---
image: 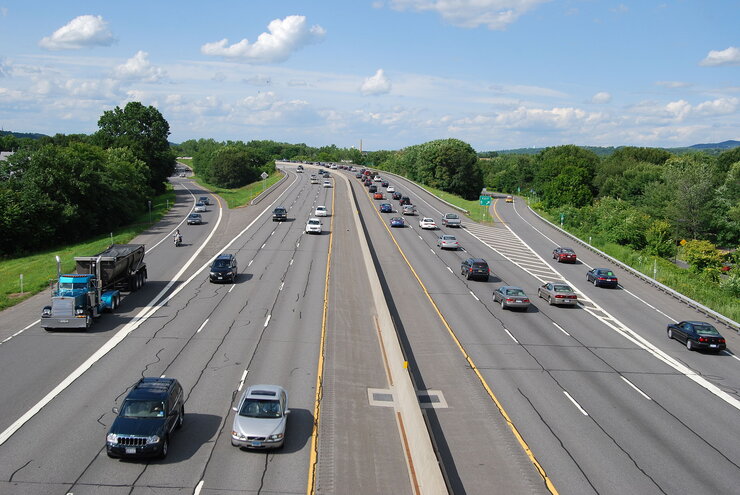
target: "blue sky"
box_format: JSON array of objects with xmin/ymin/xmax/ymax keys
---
[{"xmin": 1, "ymin": 1, "xmax": 738, "ymax": 151}]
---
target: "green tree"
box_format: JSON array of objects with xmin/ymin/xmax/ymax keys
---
[
  {"xmin": 663, "ymin": 154, "xmax": 720, "ymax": 240},
  {"xmin": 208, "ymin": 146, "xmax": 268, "ymax": 188},
  {"xmin": 94, "ymin": 102, "xmax": 175, "ymax": 193},
  {"xmin": 682, "ymin": 239, "xmax": 723, "ymax": 272}
]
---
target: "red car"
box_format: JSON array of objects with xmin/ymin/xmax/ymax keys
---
[
  {"xmin": 373, "ymin": 192, "xmax": 384, "ymax": 200},
  {"xmin": 553, "ymin": 247, "xmax": 577, "ymax": 263}
]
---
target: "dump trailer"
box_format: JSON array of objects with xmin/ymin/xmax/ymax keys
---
[{"xmin": 41, "ymin": 244, "xmax": 147, "ymax": 331}]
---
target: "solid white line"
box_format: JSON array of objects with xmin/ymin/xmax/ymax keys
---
[
  {"xmin": 563, "ymin": 391, "xmax": 589, "ymax": 415},
  {"xmin": 621, "ymin": 288, "xmax": 673, "ymax": 319},
  {"xmin": 620, "ymin": 376, "xmax": 652, "ymax": 400},
  {"xmin": 418, "ymin": 235, "xmax": 423, "ymax": 240},
  {"xmin": 271, "ymin": 230, "xmax": 275, "ymax": 236},
  {"xmin": 469, "ymin": 291, "xmax": 479, "ymax": 301},
  {"xmin": 431, "ymin": 248, "xmax": 435, "ymax": 253},
  {"xmin": 447, "ymin": 266, "xmax": 453, "ymax": 274},
  {"xmin": 552, "ymin": 322, "xmax": 570, "ymax": 336},
  {"xmin": 194, "ymin": 479, "xmax": 205, "ymax": 495},
  {"xmin": 264, "ymin": 315, "xmax": 271, "ymax": 327},
  {"xmin": 196, "ymin": 319, "xmax": 209, "ymax": 333},
  {"xmin": 503, "ymin": 328, "xmax": 519, "ymax": 343}
]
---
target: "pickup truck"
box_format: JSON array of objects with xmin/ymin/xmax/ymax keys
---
[{"xmin": 442, "ymin": 213, "xmax": 462, "ymax": 227}]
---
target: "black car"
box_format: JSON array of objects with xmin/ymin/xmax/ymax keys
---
[
  {"xmin": 399, "ymin": 196, "xmax": 411, "ymax": 206},
  {"xmin": 356, "ymin": 173, "xmax": 363, "ymax": 179},
  {"xmin": 209, "ymin": 253, "xmax": 238, "ymax": 283},
  {"xmin": 586, "ymin": 268, "xmax": 618, "ymax": 288},
  {"xmin": 381, "ymin": 181, "xmax": 389, "ymax": 187},
  {"xmin": 368, "ymin": 185, "xmax": 378, "ymax": 193},
  {"xmin": 461, "ymin": 258, "xmax": 490, "ymax": 281},
  {"xmin": 667, "ymin": 321, "xmax": 726, "ymax": 352},
  {"xmin": 187, "ymin": 213, "xmax": 202, "ymax": 225},
  {"xmin": 106, "ymin": 377, "xmax": 184, "ymax": 459},
  {"xmin": 392, "ymin": 191, "xmax": 402, "ymax": 200},
  {"xmin": 272, "ymin": 207, "xmax": 288, "ymax": 222}
]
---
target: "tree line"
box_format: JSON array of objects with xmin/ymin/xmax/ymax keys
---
[{"xmin": 0, "ymin": 102, "xmax": 175, "ymax": 256}]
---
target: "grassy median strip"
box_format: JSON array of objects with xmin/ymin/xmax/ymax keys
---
[
  {"xmin": 0, "ymin": 187, "xmax": 175, "ymax": 312},
  {"xmin": 414, "ymin": 183, "xmax": 494, "ymax": 225}
]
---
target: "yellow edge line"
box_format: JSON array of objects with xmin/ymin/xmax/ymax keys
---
[
  {"xmin": 306, "ymin": 180, "xmax": 335, "ymax": 494},
  {"xmin": 369, "ymin": 190, "xmax": 559, "ymax": 495}
]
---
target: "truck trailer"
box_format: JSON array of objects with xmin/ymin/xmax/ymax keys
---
[{"xmin": 41, "ymin": 244, "xmax": 147, "ymax": 331}]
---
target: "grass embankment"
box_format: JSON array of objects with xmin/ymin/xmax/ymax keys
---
[
  {"xmin": 0, "ymin": 187, "xmax": 176, "ymax": 311},
  {"xmin": 535, "ymin": 207, "xmax": 739, "ymax": 323},
  {"xmin": 415, "ymin": 184, "xmax": 495, "ymax": 225}
]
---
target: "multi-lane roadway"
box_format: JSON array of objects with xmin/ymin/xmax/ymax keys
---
[{"xmin": 0, "ymin": 163, "xmax": 737, "ymax": 495}]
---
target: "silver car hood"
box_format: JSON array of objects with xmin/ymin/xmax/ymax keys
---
[{"xmin": 233, "ymin": 414, "xmax": 285, "ymax": 438}]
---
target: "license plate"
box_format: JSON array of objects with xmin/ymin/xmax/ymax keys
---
[
  {"xmin": 60, "ymin": 320, "xmax": 69, "ymax": 323},
  {"xmin": 218, "ymin": 276, "xmax": 223, "ymax": 279},
  {"xmin": 251, "ymin": 441, "xmax": 262, "ymax": 447},
  {"xmin": 710, "ymin": 344, "xmax": 718, "ymax": 348},
  {"xmin": 125, "ymin": 447, "xmax": 137, "ymax": 454}
]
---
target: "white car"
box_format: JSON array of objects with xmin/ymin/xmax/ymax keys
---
[
  {"xmin": 373, "ymin": 175, "xmax": 382, "ymax": 182},
  {"xmin": 315, "ymin": 206, "xmax": 328, "ymax": 217},
  {"xmin": 330, "ymin": 164, "xmax": 338, "ymax": 169},
  {"xmin": 194, "ymin": 202, "xmax": 206, "ymax": 213},
  {"xmin": 419, "ymin": 217, "xmax": 437, "ymax": 229},
  {"xmin": 323, "ymin": 180, "xmax": 332, "ymax": 188},
  {"xmin": 310, "ymin": 175, "xmax": 319, "ymax": 184},
  {"xmin": 305, "ymin": 217, "xmax": 322, "ymax": 234},
  {"xmin": 387, "ymin": 186, "xmax": 395, "ymax": 193}
]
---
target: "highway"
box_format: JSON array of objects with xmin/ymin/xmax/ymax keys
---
[{"xmin": 0, "ymin": 163, "xmax": 737, "ymax": 494}]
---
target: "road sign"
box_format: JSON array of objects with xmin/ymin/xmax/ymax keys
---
[
  {"xmin": 479, "ymin": 195, "xmax": 491, "ymax": 206},
  {"xmin": 260, "ymin": 172, "xmax": 269, "ymax": 180}
]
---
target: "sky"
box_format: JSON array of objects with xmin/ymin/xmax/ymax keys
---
[{"xmin": 0, "ymin": 1, "xmax": 738, "ymax": 151}]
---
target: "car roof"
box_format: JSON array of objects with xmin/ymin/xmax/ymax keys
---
[
  {"xmin": 467, "ymin": 258, "xmax": 487, "ymax": 263},
  {"xmin": 245, "ymin": 384, "xmax": 285, "ymax": 398},
  {"xmin": 215, "ymin": 253, "xmax": 234, "ymax": 261},
  {"xmin": 127, "ymin": 377, "xmax": 176, "ymax": 400}
]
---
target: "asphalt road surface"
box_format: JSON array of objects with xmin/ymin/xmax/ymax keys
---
[{"xmin": 0, "ymin": 164, "xmax": 737, "ymax": 495}]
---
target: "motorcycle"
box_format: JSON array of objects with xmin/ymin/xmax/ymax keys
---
[{"xmin": 174, "ymin": 234, "xmax": 182, "ymax": 247}]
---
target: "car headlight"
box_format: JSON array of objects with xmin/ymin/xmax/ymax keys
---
[
  {"xmin": 269, "ymin": 433, "xmax": 284, "ymax": 441},
  {"xmin": 106, "ymin": 433, "xmax": 118, "ymax": 443},
  {"xmin": 231, "ymin": 430, "xmax": 246, "ymax": 440},
  {"xmin": 42, "ymin": 307, "xmax": 52, "ymax": 317},
  {"xmin": 146, "ymin": 435, "xmax": 160, "ymax": 445},
  {"xmin": 75, "ymin": 308, "xmax": 85, "ymax": 315},
  {"xmin": 210, "ymin": 272, "xmax": 218, "ymax": 276}
]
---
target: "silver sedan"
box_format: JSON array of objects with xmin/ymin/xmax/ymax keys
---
[
  {"xmin": 537, "ymin": 282, "xmax": 578, "ymax": 306},
  {"xmin": 231, "ymin": 384, "xmax": 289, "ymax": 449},
  {"xmin": 437, "ymin": 235, "xmax": 460, "ymax": 250},
  {"xmin": 493, "ymin": 286, "xmax": 531, "ymax": 311}
]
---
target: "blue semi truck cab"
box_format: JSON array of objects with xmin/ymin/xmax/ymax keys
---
[{"xmin": 41, "ymin": 244, "xmax": 146, "ymax": 331}]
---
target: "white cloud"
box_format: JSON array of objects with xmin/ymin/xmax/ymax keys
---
[
  {"xmin": 361, "ymin": 69, "xmax": 392, "ymax": 95},
  {"xmin": 656, "ymin": 81, "xmax": 692, "ymax": 89},
  {"xmin": 700, "ymin": 46, "xmax": 740, "ymax": 67},
  {"xmin": 201, "ymin": 15, "xmax": 325, "ymax": 63},
  {"xmin": 242, "ymin": 74, "xmax": 272, "ymax": 86},
  {"xmin": 112, "ymin": 51, "xmax": 166, "ymax": 82},
  {"xmin": 387, "ymin": 0, "xmax": 550, "ymax": 30},
  {"xmin": 39, "ymin": 15, "xmax": 115, "ymax": 50},
  {"xmin": 591, "ymin": 91, "xmax": 611, "ymax": 104}
]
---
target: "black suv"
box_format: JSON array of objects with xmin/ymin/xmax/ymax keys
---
[
  {"xmin": 272, "ymin": 207, "xmax": 288, "ymax": 222},
  {"xmin": 106, "ymin": 377, "xmax": 184, "ymax": 459},
  {"xmin": 461, "ymin": 258, "xmax": 490, "ymax": 281},
  {"xmin": 210, "ymin": 253, "xmax": 238, "ymax": 283}
]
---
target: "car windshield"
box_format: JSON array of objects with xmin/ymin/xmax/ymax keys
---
[
  {"xmin": 561, "ymin": 248, "xmax": 575, "ymax": 253},
  {"xmin": 598, "ymin": 270, "xmax": 615, "ymax": 276},
  {"xmin": 275, "ymin": 209, "xmax": 285, "ymax": 213},
  {"xmin": 442, "ymin": 236, "xmax": 456, "ymax": 241},
  {"xmin": 239, "ymin": 399, "xmax": 282, "ymax": 418},
  {"xmin": 505, "ymin": 288, "xmax": 526, "ymax": 296},
  {"xmin": 189, "ymin": 214, "xmax": 199, "ymax": 218},
  {"xmin": 554, "ymin": 285, "xmax": 573, "ymax": 292},
  {"xmin": 423, "ymin": 218, "xmax": 433, "ymax": 222},
  {"xmin": 121, "ymin": 399, "xmax": 166, "ymax": 418},
  {"xmin": 309, "ymin": 220, "xmax": 320, "ymax": 225},
  {"xmin": 213, "ymin": 260, "xmax": 230, "ymax": 268},
  {"xmin": 694, "ymin": 324, "xmax": 720, "ymax": 335},
  {"xmin": 446, "ymin": 214, "xmax": 459, "ymax": 219}
]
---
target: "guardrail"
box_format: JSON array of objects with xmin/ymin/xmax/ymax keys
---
[
  {"xmin": 526, "ymin": 203, "xmax": 740, "ymax": 333},
  {"xmin": 249, "ymin": 167, "xmax": 289, "ymax": 206}
]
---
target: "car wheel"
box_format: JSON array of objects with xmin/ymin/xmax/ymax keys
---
[
  {"xmin": 501, "ymin": 299, "xmax": 506, "ymax": 310},
  {"xmin": 86, "ymin": 312, "xmax": 93, "ymax": 329},
  {"xmin": 686, "ymin": 339, "xmax": 693, "ymax": 351},
  {"xmin": 159, "ymin": 436, "xmax": 169, "ymax": 459},
  {"xmin": 593, "ymin": 278, "xmax": 598, "ymax": 286},
  {"xmin": 176, "ymin": 406, "xmax": 184, "ymax": 429},
  {"xmin": 667, "ymin": 328, "xmax": 673, "ymax": 340},
  {"xmin": 548, "ymin": 295, "xmax": 554, "ymax": 306}
]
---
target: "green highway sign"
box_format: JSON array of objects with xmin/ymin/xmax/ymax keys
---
[{"xmin": 479, "ymin": 195, "xmax": 491, "ymax": 206}]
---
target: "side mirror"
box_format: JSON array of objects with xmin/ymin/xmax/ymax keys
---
[
  {"xmin": 112, "ymin": 407, "xmax": 119, "ymax": 414},
  {"xmin": 232, "ymin": 406, "xmax": 238, "ymax": 412},
  {"xmin": 284, "ymin": 409, "xmax": 291, "ymax": 415}
]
